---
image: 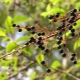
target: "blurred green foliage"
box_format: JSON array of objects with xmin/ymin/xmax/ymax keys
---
[{"xmin": 0, "ymin": 0, "xmax": 80, "ymax": 80}]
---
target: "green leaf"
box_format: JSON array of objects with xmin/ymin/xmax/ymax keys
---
[
  {"xmin": 0, "ymin": 28, "xmax": 6, "ymax": 37},
  {"xmin": 6, "ymin": 41, "xmax": 19, "ymax": 52},
  {"xmin": 13, "ymin": 15, "xmax": 31, "ymax": 23},
  {"xmin": 5, "ymin": 16, "xmax": 14, "ymax": 34},
  {"xmin": 74, "ymin": 39, "xmax": 80, "ymax": 51},
  {"xmin": 36, "ymin": 53, "xmax": 44, "ymax": 65},
  {"xmin": 16, "ymin": 36, "xmax": 30, "ymax": 42},
  {"xmin": 51, "ymin": 60, "xmax": 61, "ymax": 69},
  {"xmin": 30, "ymin": 72, "xmax": 36, "ymax": 80}
]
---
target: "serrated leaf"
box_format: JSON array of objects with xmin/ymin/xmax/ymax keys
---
[
  {"xmin": 6, "ymin": 41, "xmax": 19, "ymax": 52},
  {"xmin": 5, "ymin": 16, "xmax": 14, "ymax": 34},
  {"xmin": 51, "ymin": 60, "xmax": 61, "ymax": 69},
  {"xmin": 36, "ymin": 53, "xmax": 44, "ymax": 65},
  {"xmin": 0, "ymin": 28, "xmax": 6, "ymax": 37}
]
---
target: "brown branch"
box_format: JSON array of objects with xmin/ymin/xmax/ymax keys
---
[{"xmin": 6, "ymin": 61, "xmax": 35, "ymax": 80}]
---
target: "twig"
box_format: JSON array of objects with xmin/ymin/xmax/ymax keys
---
[{"xmin": 6, "ymin": 61, "xmax": 35, "ymax": 80}]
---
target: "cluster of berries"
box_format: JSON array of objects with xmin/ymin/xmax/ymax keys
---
[{"xmin": 12, "ymin": 8, "xmax": 80, "ymax": 73}]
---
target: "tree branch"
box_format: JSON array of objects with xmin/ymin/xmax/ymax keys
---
[{"xmin": 6, "ymin": 61, "xmax": 35, "ymax": 80}]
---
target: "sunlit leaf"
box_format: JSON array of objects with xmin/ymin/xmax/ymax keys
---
[
  {"xmin": 6, "ymin": 41, "xmax": 19, "ymax": 52},
  {"xmin": 36, "ymin": 53, "xmax": 44, "ymax": 65},
  {"xmin": 51, "ymin": 60, "xmax": 61, "ymax": 69},
  {"xmin": 0, "ymin": 28, "xmax": 6, "ymax": 37},
  {"xmin": 5, "ymin": 16, "xmax": 14, "ymax": 34}
]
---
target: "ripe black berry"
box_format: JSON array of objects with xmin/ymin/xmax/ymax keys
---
[
  {"xmin": 73, "ymin": 60, "xmax": 77, "ymax": 64},
  {"xmin": 12, "ymin": 24, "xmax": 16, "ymax": 27},
  {"xmin": 57, "ymin": 45, "xmax": 61, "ymax": 49},
  {"xmin": 31, "ymin": 31, "xmax": 35, "ymax": 34},
  {"xmin": 31, "ymin": 26, "xmax": 35, "ymax": 30},
  {"xmin": 59, "ymin": 49, "xmax": 63, "ymax": 53},
  {"xmin": 72, "ymin": 9, "xmax": 77, "ymax": 13},
  {"xmin": 41, "ymin": 61, "xmax": 45, "ymax": 65},
  {"xmin": 55, "ymin": 12, "xmax": 60, "ymax": 17},
  {"xmin": 68, "ymin": 25, "xmax": 73, "ymax": 30},
  {"xmin": 38, "ymin": 37, "xmax": 42, "ymax": 41},
  {"xmin": 45, "ymin": 49, "xmax": 49, "ymax": 53},
  {"xmin": 46, "ymin": 68, "xmax": 51, "ymax": 73},
  {"xmin": 18, "ymin": 28, "xmax": 22, "ymax": 32},
  {"xmin": 38, "ymin": 33, "xmax": 42, "ymax": 36},
  {"xmin": 56, "ymin": 40, "xmax": 61, "ymax": 44},
  {"xmin": 62, "ymin": 53, "xmax": 66, "ymax": 57},
  {"xmin": 71, "ymin": 32, "xmax": 75, "ymax": 37},
  {"xmin": 41, "ymin": 32, "xmax": 45, "ymax": 36},
  {"xmin": 70, "ymin": 56, "xmax": 74, "ymax": 61},
  {"xmin": 48, "ymin": 15, "xmax": 54, "ymax": 19},
  {"xmin": 40, "ymin": 46, "xmax": 45, "ymax": 50},
  {"xmin": 71, "ymin": 29, "xmax": 75, "ymax": 33},
  {"xmin": 71, "ymin": 53, "xmax": 76, "ymax": 56},
  {"xmin": 25, "ymin": 42, "xmax": 29, "ymax": 45}
]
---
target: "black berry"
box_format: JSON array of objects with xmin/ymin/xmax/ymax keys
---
[
  {"xmin": 62, "ymin": 53, "xmax": 66, "ymax": 57},
  {"xmin": 41, "ymin": 61, "xmax": 45, "ymax": 65},
  {"xmin": 73, "ymin": 60, "xmax": 77, "ymax": 64},
  {"xmin": 59, "ymin": 49, "xmax": 63, "ymax": 53},
  {"xmin": 46, "ymin": 68, "xmax": 51, "ymax": 73},
  {"xmin": 12, "ymin": 24, "xmax": 16, "ymax": 27},
  {"xmin": 18, "ymin": 28, "xmax": 22, "ymax": 32}
]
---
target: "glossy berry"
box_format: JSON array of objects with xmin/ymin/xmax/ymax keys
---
[
  {"xmin": 25, "ymin": 42, "xmax": 29, "ymax": 45},
  {"xmin": 48, "ymin": 15, "xmax": 54, "ymax": 19},
  {"xmin": 31, "ymin": 26, "xmax": 35, "ymax": 30},
  {"xmin": 38, "ymin": 33, "xmax": 42, "ymax": 36},
  {"xmin": 56, "ymin": 26, "xmax": 62, "ymax": 30},
  {"xmin": 18, "ymin": 28, "xmax": 22, "ymax": 32},
  {"xmin": 59, "ymin": 49, "xmax": 63, "ymax": 53},
  {"xmin": 71, "ymin": 32, "xmax": 75, "ymax": 37},
  {"xmin": 72, "ymin": 53, "xmax": 76, "ymax": 56},
  {"xmin": 56, "ymin": 40, "xmax": 61, "ymax": 44},
  {"xmin": 41, "ymin": 32, "xmax": 45, "ymax": 36},
  {"xmin": 12, "ymin": 24, "xmax": 16, "ymax": 27},
  {"xmin": 55, "ymin": 12, "xmax": 60, "ymax": 17},
  {"xmin": 40, "ymin": 46, "xmax": 45, "ymax": 50},
  {"xmin": 72, "ymin": 9, "xmax": 77, "ymax": 13},
  {"xmin": 41, "ymin": 61, "xmax": 45, "ymax": 65},
  {"xmin": 62, "ymin": 53, "xmax": 66, "ymax": 57},
  {"xmin": 73, "ymin": 60, "xmax": 77, "ymax": 64},
  {"xmin": 45, "ymin": 49, "xmax": 49, "ymax": 53},
  {"xmin": 71, "ymin": 29, "xmax": 75, "ymax": 33},
  {"xmin": 38, "ymin": 37, "xmax": 42, "ymax": 41},
  {"xmin": 31, "ymin": 31, "xmax": 35, "ymax": 34},
  {"xmin": 57, "ymin": 31, "xmax": 62, "ymax": 35},
  {"xmin": 70, "ymin": 56, "xmax": 74, "ymax": 61},
  {"xmin": 57, "ymin": 45, "xmax": 61, "ymax": 49},
  {"xmin": 46, "ymin": 68, "xmax": 51, "ymax": 73},
  {"xmin": 68, "ymin": 25, "xmax": 73, "ymax": 30},
  {"xmin": 58, "ymin": 36, "xmax": 63, "ymax": 41}
]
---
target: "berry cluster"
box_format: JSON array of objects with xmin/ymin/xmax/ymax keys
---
[{"xmin": 12, "ymin": 8, "xmax": 80, "ymax": 73}]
